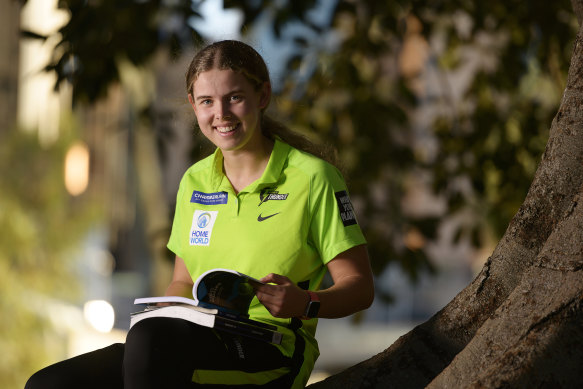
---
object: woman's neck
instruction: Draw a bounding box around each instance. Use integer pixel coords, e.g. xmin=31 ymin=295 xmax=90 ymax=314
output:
xmin=222 ymin=137 xmax=274 ymax=194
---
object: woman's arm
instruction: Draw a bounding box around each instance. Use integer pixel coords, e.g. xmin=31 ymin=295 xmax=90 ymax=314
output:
xmin=164 ymin=256 xmax=195 ymax=299
xmin=315 ymin=244 xmax=374 ymax=318
xmin=255 ymin=245 xmax=374 ymax=319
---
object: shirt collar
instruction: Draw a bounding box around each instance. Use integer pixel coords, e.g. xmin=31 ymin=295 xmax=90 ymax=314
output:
xmin=210 ymin=139 xmax=291 ymax=193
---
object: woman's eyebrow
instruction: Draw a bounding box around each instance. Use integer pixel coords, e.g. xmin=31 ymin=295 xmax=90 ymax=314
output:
xmin=195 ymin=95 xmax=212 ymax=102
xmin=195 ymin=89 xmax=246 ymax=101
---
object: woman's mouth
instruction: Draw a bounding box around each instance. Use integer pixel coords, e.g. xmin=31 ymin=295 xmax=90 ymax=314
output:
xmin=215 ymin=124 xmax=239 ymax=134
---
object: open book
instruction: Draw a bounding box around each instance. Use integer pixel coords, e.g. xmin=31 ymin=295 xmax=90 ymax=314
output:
xmin=131 ymin=268 xmax=283 ymax=344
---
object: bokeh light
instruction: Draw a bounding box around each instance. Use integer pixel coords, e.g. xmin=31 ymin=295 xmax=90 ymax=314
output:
xmin=83 ymin=300 xmax=115 ymax=333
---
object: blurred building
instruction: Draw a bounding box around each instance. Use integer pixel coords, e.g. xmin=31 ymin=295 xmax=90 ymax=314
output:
xmin=0 ymin=0 xmax=20 ymax=134
xmin=15 ymin=0 xmax=127 ymax=354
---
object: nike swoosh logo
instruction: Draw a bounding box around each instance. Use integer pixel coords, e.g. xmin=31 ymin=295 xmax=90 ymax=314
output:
xmin=257 ymin=213 xmax=280 ymax=222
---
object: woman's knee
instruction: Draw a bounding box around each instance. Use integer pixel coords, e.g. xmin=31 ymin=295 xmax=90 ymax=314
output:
xmin=25 ymin=343 xmax=124 ymax=389
xmin=124 ymin=318 xmax=191 ymax=370
xmin=25 ymin=362 xmax=77 ymax=389
xmin=124 ymin=318 xmax=201 ymax=387
xmin=126 ymin=317 xmax=196 ymax=350
xmin=25 ymin=369 xmax=50 ymax=389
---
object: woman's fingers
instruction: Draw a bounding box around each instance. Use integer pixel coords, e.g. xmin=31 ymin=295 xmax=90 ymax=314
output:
xmin=255 ymin=274 xmax=307 ymax=318
xmin=259 ymin=273 xmax=291 ymax=285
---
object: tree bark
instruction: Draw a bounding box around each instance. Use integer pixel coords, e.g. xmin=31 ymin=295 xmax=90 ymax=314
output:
xmin=309 ymin=4 xmax=583 ymax=389
xmin=428 ymin=190 xmax=583 ymax=387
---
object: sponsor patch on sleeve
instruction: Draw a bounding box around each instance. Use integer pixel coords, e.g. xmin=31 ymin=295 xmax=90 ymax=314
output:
xmin=335 ymin=190 xmax=357 ymax=227
xmin=190 ymin=191 xmax=228 ymax=205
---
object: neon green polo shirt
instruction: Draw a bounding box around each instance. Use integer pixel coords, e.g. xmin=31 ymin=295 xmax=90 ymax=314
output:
xmin=167 ymin=139 xmax=366 ymax=387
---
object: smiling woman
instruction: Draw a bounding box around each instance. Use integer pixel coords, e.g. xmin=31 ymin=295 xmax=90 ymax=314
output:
xmin=26 ymin=40 xmax=374 ymax=389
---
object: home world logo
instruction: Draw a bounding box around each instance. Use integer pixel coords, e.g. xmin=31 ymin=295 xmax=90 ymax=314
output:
xmin=197 ymin=212 xmax=212 ymax=228
xmin=190 ymin=210 xmax=218 ymax=246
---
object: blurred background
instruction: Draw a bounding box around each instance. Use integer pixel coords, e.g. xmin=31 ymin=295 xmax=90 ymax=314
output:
xmin=1 ymin=0 xmax=577 ymax=386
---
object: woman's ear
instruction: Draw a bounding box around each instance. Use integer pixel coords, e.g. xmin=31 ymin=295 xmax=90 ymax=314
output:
xmin=259 ymin=82 xmax=272 ymax=109
xmin=188 ymin=94 xmax=196 ymax=112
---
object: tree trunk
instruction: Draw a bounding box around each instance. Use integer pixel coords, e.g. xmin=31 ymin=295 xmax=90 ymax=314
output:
xmin=309 ymin=4 xmax=583 ymax=389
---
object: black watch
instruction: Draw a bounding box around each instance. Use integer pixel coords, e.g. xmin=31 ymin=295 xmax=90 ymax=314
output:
xmin=302 ymin=291 xmax=320 ymax=319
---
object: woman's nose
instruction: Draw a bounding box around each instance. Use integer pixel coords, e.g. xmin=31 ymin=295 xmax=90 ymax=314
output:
xmin=215 ymin=102 xmax=231 ymax=121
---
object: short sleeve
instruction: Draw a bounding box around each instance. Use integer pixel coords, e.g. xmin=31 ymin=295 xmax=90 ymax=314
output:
xmin=308 ymin=164 xmax=366 ymax=264
xmin=167 ymin=174 xmax=189 ymax=258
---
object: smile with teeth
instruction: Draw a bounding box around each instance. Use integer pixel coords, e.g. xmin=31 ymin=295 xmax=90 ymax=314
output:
xmin=215 ymin=123 xmax=239 ymax=133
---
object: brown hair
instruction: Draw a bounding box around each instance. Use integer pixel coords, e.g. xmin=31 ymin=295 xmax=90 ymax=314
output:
xmin=185 ymin=40 xmax=338 ymax=167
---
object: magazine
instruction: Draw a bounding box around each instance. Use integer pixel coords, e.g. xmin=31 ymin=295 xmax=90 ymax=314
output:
xmin=131 ymin=268 xmax=283 ymax=344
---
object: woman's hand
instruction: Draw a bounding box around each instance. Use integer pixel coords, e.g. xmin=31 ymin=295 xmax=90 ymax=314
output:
xmin=255 ymin=245 xmax=374 ymax=319
xmin=257 ymin=245 xmax=375 ymax=320
xmin=255 ymin=273 xmax=309 ymax=318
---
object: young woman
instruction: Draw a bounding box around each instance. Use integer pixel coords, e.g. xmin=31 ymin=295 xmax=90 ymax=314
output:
xmin=26 ymin=40 xmax=374 ymax=389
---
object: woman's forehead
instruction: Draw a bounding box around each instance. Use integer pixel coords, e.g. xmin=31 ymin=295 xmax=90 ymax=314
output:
xmin=192 ymin=69 xmax=254 ymax=95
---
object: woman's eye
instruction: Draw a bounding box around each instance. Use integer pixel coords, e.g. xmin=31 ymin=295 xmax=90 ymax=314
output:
xmin=231 ymin=95 xmax=242 ymax=102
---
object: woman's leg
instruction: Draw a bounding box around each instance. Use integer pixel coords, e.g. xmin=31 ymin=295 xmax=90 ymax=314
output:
xmin=123 ymin=317 xmax=290 ymax=388
xmin=25 ymin=343 xmax=124 ymax=389
xmin=123 ymin=317 xmax=214 ymax=389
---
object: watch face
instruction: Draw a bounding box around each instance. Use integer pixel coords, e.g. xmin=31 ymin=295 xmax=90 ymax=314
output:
xmin=307 ymin=301 xmax=320 ymax=318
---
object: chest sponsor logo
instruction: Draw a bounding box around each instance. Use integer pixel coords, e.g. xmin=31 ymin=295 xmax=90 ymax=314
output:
xmin=258 ymin=188 xmax=289 ymax=206
xmin=335 ymin=190 xmax=357 ymax=227
xmin=190 ymin=210 xmax=218 ymax=246
xmin=191 ymin=191 xmax=228 ymax=205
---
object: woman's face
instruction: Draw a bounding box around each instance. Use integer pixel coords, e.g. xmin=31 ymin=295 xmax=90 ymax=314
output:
xmin=188 ymin=68 xmax=270 ymax=154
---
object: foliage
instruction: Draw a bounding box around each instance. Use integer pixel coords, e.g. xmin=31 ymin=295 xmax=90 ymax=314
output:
xmin=22 ymin=0 xmax=204 ymax=103
xmin=414 ymin=0 xmax=575 ymax=235
xmin=0 ymin=125 xmax=99 ymax=388
xmin=228 ymin=0 xmax=577 ymax=292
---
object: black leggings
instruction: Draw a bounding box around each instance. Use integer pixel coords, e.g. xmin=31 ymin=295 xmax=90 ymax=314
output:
xmin=25 ymin=317 xmax=291 ymax=389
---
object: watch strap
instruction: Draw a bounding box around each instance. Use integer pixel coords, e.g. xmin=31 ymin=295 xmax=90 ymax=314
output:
xmin=300 ymin=290 xmax=320 ymax=320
